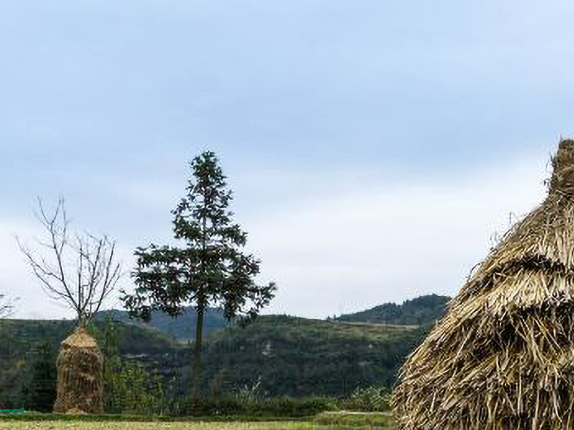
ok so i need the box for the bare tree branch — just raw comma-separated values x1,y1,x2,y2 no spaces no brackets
0,294,17,318
17,198,122,326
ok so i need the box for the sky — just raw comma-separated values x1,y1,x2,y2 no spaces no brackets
1,0,574,320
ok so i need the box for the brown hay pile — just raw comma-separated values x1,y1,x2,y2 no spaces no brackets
53,327,104,414
393,140,574,430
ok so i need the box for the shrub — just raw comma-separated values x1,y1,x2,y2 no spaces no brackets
180,394,337,417
340,386,392,412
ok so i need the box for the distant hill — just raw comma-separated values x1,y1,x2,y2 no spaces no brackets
0,294,451,407
203,314,427,397
95,295,450,342
0,314,430,402
335,294,451,326
95,306,227,341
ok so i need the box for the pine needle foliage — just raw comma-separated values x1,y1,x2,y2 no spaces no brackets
122,151,276,397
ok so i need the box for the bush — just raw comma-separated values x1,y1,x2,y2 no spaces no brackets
87,314,169,415
340,386,392,412
180,395,337,417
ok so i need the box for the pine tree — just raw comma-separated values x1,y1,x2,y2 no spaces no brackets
122,151,276,397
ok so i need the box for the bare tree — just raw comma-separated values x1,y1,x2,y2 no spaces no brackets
0,294,16,318
17,199,121,327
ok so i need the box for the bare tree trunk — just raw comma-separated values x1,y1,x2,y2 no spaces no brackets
191,305,204,398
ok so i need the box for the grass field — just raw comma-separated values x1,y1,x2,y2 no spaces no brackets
0,412,393,429
0,423,388,430
0,423,320,429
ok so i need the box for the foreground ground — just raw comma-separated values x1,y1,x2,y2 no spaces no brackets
0,423,388,430
0,412,393,429
0,423,315,430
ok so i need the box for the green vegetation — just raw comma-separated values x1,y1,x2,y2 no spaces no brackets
88,314,169,415
122,150,276,397
340,386,391,412
3,149,454,424
0,411,393,429
0,313,424,411
19,340,56,413
178,395,337,417
204,315,425,397
0,298,439,412
315,411,392,429
0,318,182,410
95,307,227,341
0,413,393,430
0,422,340,430
336,294,450,326
94,293,446,344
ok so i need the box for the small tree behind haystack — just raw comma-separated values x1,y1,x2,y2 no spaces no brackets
393,140,574,430
18,199,121,414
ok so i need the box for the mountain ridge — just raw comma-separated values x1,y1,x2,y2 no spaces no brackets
93,294,449,341
335,294,451,326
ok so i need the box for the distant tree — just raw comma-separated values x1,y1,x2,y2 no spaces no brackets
121,151,276,397
21,340,57,412
17,199,121,327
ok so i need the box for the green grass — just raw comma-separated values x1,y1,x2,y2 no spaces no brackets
0,423,321,429
0,422,389,430
0,412,394,429
314,412,392,429
0,413,311,422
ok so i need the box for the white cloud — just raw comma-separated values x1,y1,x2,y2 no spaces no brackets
245,152,549,318
0,151,552,320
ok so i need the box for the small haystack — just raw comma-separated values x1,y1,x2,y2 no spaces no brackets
53,327,104,414
393,140,574,430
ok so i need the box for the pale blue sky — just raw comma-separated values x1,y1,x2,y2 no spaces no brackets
1,0,573,319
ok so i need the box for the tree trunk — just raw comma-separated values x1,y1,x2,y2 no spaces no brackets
191,306,204,398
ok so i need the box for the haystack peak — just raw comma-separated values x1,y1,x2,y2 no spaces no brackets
393,140,574,430
550,139,574,195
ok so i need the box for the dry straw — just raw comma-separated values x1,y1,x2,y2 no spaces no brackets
393,140,574,430
53,327,104,414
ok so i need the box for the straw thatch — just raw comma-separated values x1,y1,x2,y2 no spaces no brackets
393,140,574,430
53,327,104,414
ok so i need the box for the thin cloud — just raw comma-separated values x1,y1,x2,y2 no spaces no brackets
246,153,548,318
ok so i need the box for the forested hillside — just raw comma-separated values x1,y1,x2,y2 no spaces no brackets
94,307,227,341
204,315,427,397
95,294,449,341
335,294,451,325
0,295,447,408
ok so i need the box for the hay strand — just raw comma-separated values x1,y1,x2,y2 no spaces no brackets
53,326,104,414
393,140,574,430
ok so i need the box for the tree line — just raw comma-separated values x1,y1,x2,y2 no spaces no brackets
2,312,429,414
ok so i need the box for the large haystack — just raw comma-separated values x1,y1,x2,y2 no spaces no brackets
393,140,574,430
53,327,104,414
